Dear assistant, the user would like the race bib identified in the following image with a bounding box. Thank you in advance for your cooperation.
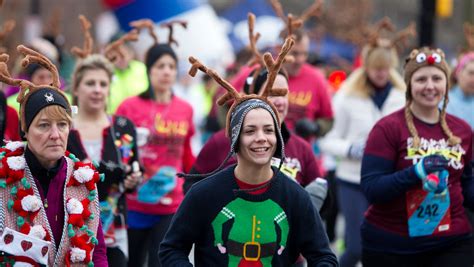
[406,188,451,237]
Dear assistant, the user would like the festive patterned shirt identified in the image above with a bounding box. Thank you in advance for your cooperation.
[160,165,337,267]
[361,108,474,253]
[116,95,195,215]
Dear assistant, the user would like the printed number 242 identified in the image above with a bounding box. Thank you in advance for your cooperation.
[417,204,439,218]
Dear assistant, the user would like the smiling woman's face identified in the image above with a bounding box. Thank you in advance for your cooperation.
[409,66,447,110]
[236,108,277,168]
[25,106,70,168]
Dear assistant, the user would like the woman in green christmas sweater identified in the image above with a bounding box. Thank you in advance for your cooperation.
[159,39,337,267]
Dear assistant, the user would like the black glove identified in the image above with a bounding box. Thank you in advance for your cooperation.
[414,154,449,179]
[295,118,319,139]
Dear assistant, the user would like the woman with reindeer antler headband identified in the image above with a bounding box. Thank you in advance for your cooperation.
[114,19,194,267]
[360,47,474,266]
[185,13,327,214]
[64,15,142,267]
[319,17,415,267]
[0,45,107,266]
[160,37,338,267]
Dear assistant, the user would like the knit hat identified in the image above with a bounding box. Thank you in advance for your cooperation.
[145,43,177,70]
[228,98,284,158]
[403,47,460,148]
[24,88,71,130]
[403,47,450,101]
[0,45,70,132]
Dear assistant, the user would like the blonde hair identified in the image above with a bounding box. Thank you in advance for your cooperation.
[26,105,72,131]
[339,45,405,97]
[70,54,114,105]
[362,45,399,70]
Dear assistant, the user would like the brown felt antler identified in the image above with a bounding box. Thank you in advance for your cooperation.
[104,29,139,63]
[0,20,15,42]
[160,20,187,47]
[270,0,323,37]
[0,45,64,132]
[130,18,159,44]
[246,13,263,66]
[18,45,60,89]
[8,45,66,131]
[464,22,474,51]
[269,0,285,21]
[367,16,395,46]
[0,53,32,91]
[70,15,94,59]
[246,12,265,95]
[392,22,416,51]
[299,0,323,22]
[260,37,294,98]
[188,56,242,106]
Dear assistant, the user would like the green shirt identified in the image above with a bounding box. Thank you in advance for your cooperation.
[108,60,149,114]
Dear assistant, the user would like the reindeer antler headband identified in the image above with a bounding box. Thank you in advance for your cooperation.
[129,19,159,44]
[270,0,323,37]
[160,20,187,47]
[0,45,69,131]
[129,18,187,47]
[70,15,94,59]
[103,29,139,63]
[245,13,293,94]
[365,16,416,51]
[189,37,294,136]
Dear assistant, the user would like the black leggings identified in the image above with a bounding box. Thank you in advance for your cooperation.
[107,247,127,267]
[362,237,473,267]
[127,214,174,267]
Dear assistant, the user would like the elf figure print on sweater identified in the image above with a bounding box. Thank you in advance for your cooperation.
[211,198,289,267]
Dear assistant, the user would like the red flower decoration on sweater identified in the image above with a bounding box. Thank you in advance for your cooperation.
[66,234,94,266]
[12,188,41,221]
[67,162,99,191]
[20,222,52,241]
[1,155,26,184]
[66,198,91,228]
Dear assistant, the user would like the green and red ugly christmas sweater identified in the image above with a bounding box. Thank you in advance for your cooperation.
[159,165,337,267]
